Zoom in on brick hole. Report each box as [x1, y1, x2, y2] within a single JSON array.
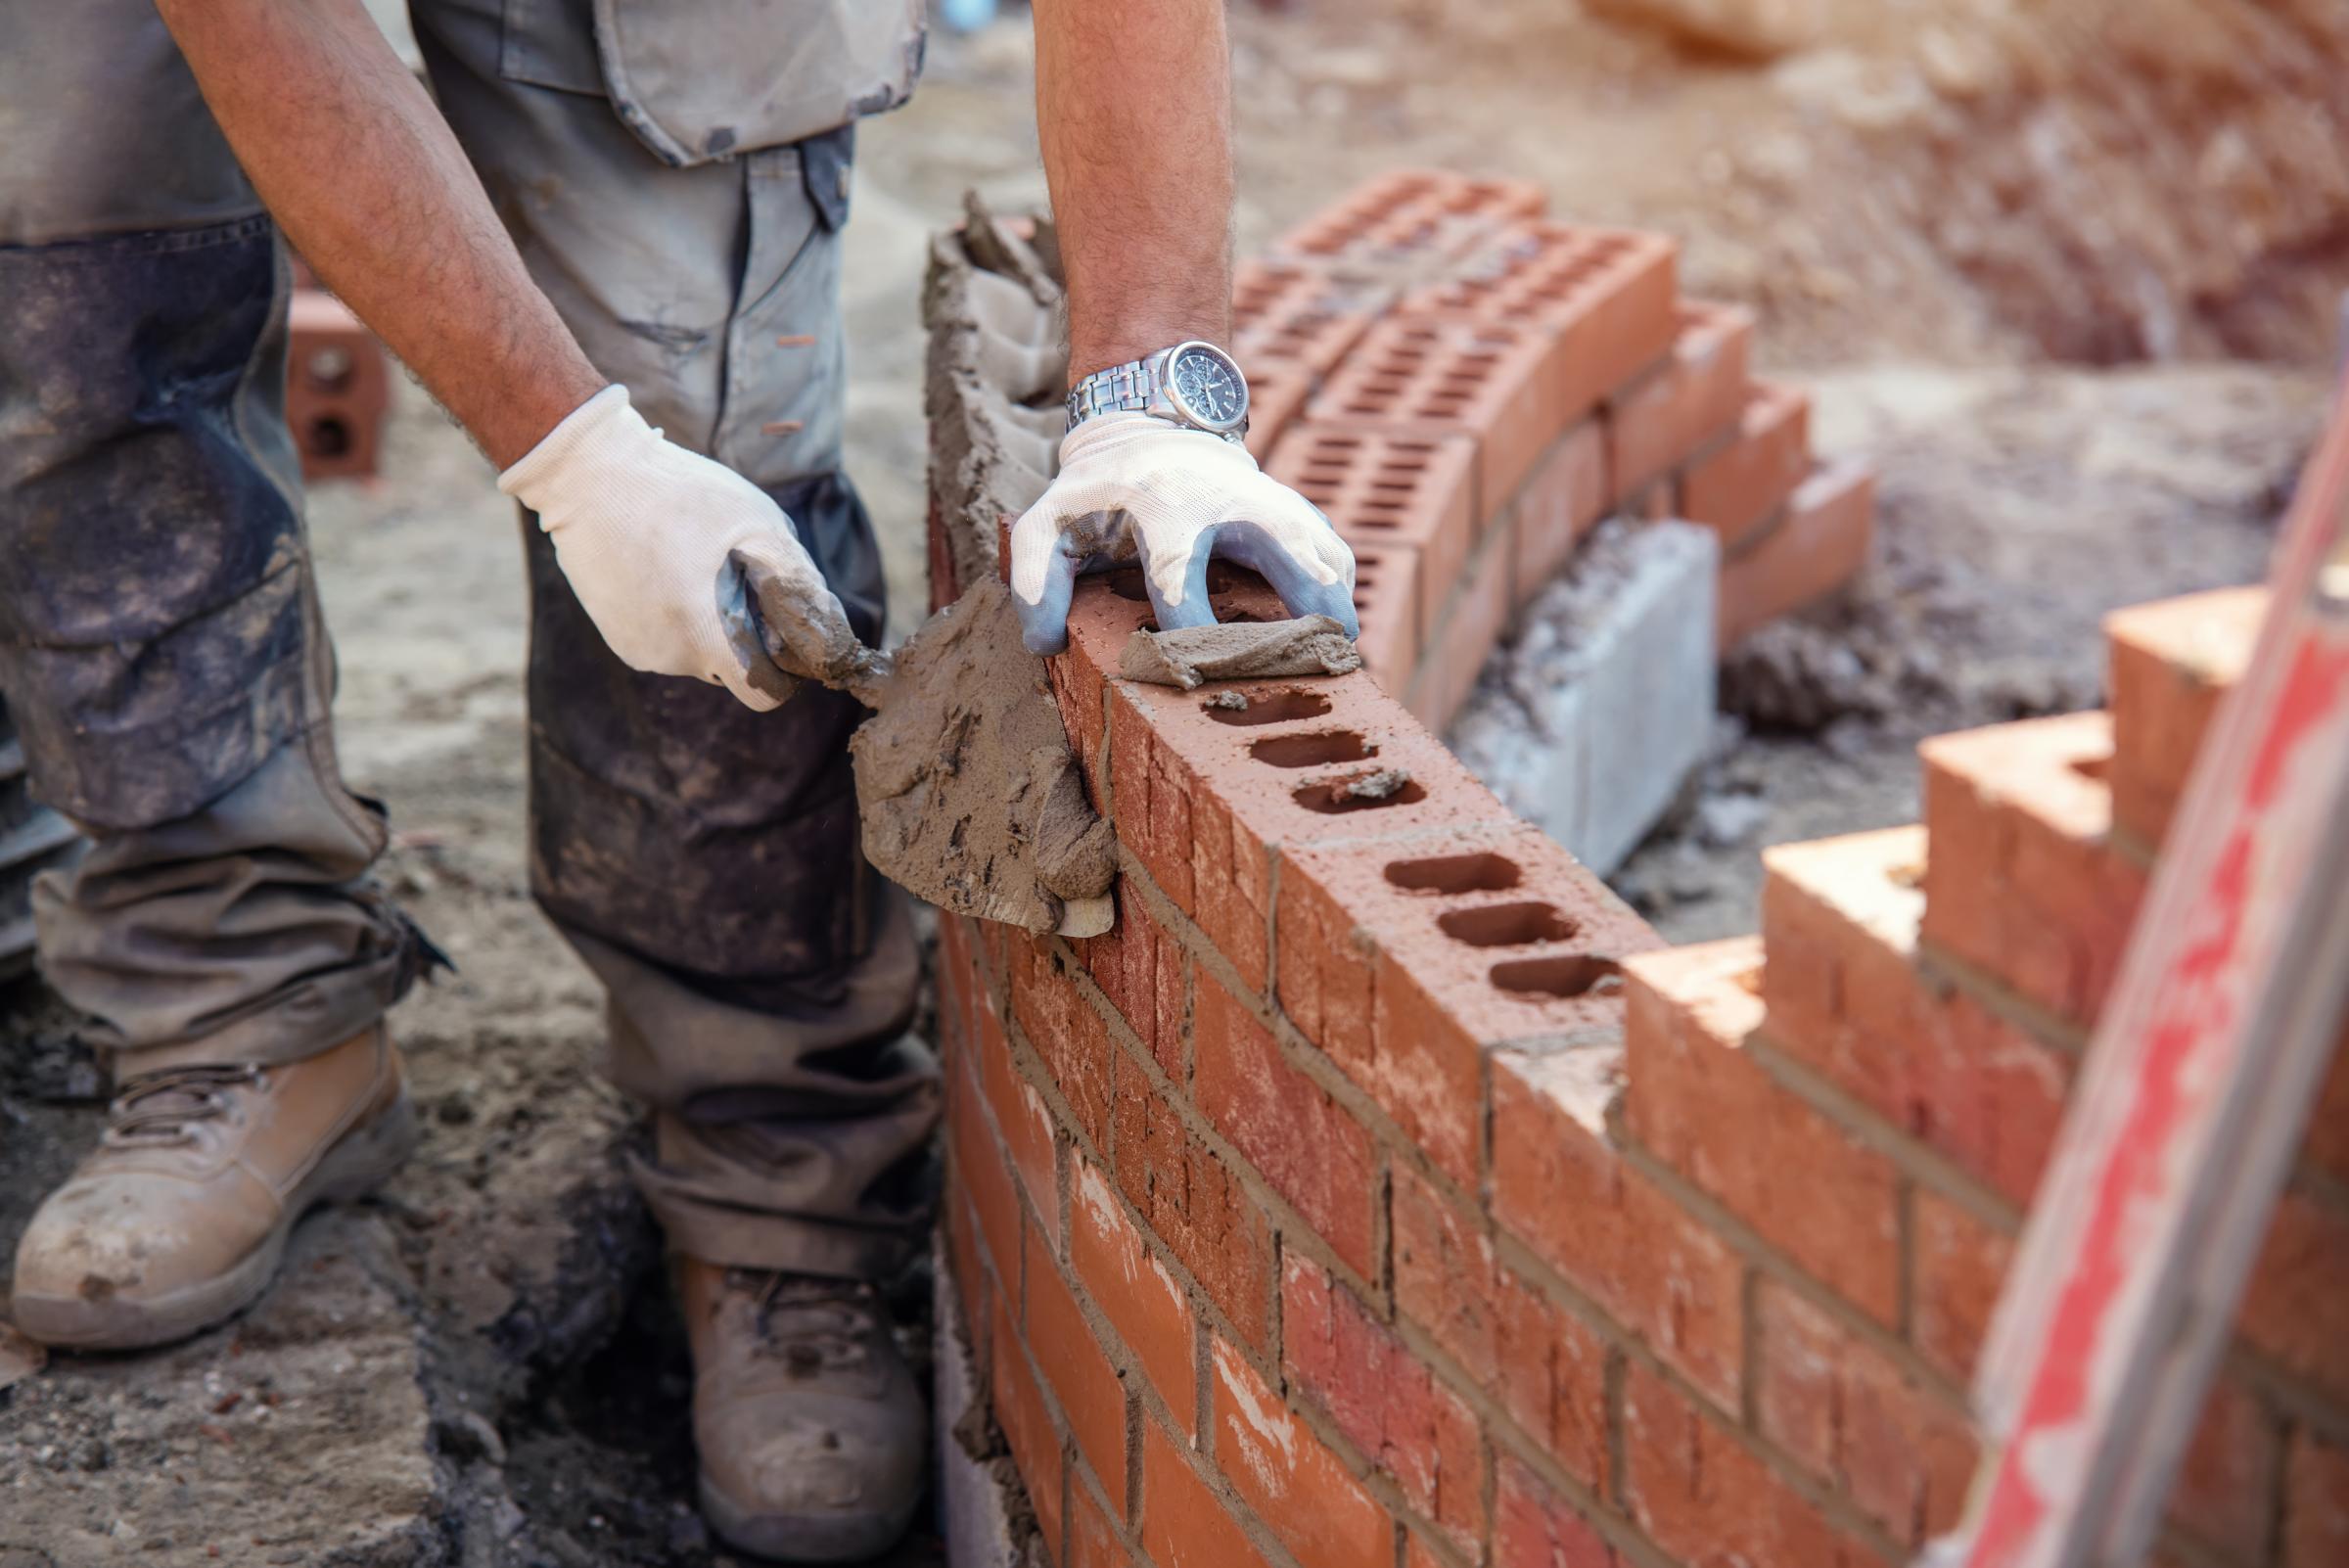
[[1105, 568, 1151, 602], [1249, 730, 1377, 768], [1490, 955, 1623, 999], [1201, 687, 1333, 726], [1385, 852, 1521, 894], [1437, 901, 1580, 947], [1369, 481, 1417, 495], [1292, 771, 1428, 814], [305, 415, 352, 458]]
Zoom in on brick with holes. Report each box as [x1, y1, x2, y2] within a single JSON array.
[[288, 290, 391, 482], [1276, 169, 1548, 276], [1347, 541, 1421, 689], [2102, 586, 2266, 848], [1232, 257, 1398, 380], [1399, 222, 1680, 426], [1110, 659, 1516, 994], [1309, 317, 1565, 524], [1245, 359, 1312, 463], [1404, 517, 1515, 732], [1274, 819, 1659, 1184], [1267, 427, 1476, 656], [1508, 421, 1611, 603]]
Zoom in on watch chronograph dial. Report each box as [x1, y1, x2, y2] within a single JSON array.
[[1170, 346, 1248, 428]]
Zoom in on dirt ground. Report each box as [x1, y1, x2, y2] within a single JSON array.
[[3, 0, 2344, 1561]]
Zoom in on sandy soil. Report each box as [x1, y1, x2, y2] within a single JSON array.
[[3, 1, 2342, 1559]]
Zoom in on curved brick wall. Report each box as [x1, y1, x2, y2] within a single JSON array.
[[926, 186, 2349, 1568]]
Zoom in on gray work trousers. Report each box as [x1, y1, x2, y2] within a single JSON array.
[[0, 0, 938, 1278]]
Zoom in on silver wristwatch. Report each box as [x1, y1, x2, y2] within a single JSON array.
[[1065, 340, 1251, 443]]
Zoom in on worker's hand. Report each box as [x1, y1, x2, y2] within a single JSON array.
[[1008, 412, 1359, 655], [498, 386, 864, 711]]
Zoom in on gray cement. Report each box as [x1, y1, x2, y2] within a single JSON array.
[[1450, 521, 1720, 876]]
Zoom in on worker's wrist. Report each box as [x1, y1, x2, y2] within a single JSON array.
[[478, 355, 616, 471]]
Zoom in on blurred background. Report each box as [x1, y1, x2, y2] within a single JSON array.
[[4, 1, 2345, 1561]]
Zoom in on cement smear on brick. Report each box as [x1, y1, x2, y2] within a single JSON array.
[[851, 578, 1115, 936], [1451, 521, 1719, 876], [1118, 615, 1361, 689]]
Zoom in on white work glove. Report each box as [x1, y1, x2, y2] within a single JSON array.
[[498, 386, 864, 711], [1008, 412, 1360, 654]]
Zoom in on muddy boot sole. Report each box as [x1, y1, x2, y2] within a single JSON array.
[[12, 1088, 420, 1352]]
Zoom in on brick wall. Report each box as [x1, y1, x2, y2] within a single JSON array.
[[926, 184, 2345, 1568]]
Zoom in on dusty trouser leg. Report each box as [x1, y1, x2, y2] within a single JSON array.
[[0, 0, 432, 1351], [0, 0, 432, 1077], [414, 1, 938, 1282]]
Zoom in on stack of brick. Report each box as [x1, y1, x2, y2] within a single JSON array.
[[925, 204, 2345, 1568], [1231, 170, 1872, 727]]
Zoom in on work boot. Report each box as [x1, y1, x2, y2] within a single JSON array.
[[679, 1256, 926, 1562], [11, 1025, 416, 1351]]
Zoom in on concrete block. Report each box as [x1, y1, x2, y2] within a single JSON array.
[[1450, 521, 1718, 874]]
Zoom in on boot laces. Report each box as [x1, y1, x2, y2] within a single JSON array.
[[102, 1063, 265, 1148], [731, 1269, 882, 1375]]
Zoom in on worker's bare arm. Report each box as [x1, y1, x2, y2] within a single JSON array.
[[153, 0, 601, 468], [1030, 0, 1235, 382]]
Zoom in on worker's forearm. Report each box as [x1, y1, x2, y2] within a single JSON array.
[[155, 0, 602, 468], [1032, 0, 1235, 381]]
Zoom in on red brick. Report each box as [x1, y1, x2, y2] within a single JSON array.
[[1759, 826, 2073, 1210], [1072, 1160, 1199, 1435], [1232, 257, 1397, 380], [2166, 1375, 2280, 1562], [1109, 1051, 1276, 1352], [1068, 1473, 1132, 1568], [1487, 1052, 1746, 1411], [1074, 882, 1187, 1083], [2283, 1424, 2349, 1568], [1391, 1167, 1614, 1489], [2238, 1186, 2349, 1407], [1212, 1340, 1394, 1568], [946, 1180, 991, 1369], [1511, 421, 1611, 606], [950, 1037, 1025, 1307], [1622, 1360, 1886, 1568], [1010, 933, 1117, 1148], [1111, 662, 1516, 994], [937, 912, 976, 1063], [1398, 222, 1680, 424], [1679, 380, 1812, 551], [1752, 1280, 1977, 1545], [1405, 515, 1515, 732], [1310, 317, 1564, 524], [1139, 1417, 1275, 1568], [993, 1297, 1066, 1559], [1493, 1456, 1614, 1568], [2102, 586, 2265, 847], [1917, 712, 2147, 1030], [1193, 967, 1378, 1278], [2308, 1032, 2349, 1189], [1245, 360, 1312, 463], [1267, 427, 1477, 649], [1603, 301, 1754, 500], [1624, 938, 1903, 1324], [1282, 1253, 1487, 1550], [1718, 459, 1876, 650], [1277, 169, 1548, 275], [1909, 1187, 2014, 1383], [288, 290, 390, 482], [1278, 820, 1660, 1187], [976, 995, 1061, 1249], [1026, 1224, 1130, 1515], [1350, 541, 1423, 691]]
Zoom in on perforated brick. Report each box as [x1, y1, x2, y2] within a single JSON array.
[[1233, 258, 1398, 380], [1276, 169, 1548, 276], [1268, 428, 1477, 654], [1309, 317, 1561, 528], [1680, 380, 1813, 551], [1348, 541, 1422, 690], [1399, 222, 1679, 424]]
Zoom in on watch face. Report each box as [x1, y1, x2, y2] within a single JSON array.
[[1168, 344, 1249, 431]]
